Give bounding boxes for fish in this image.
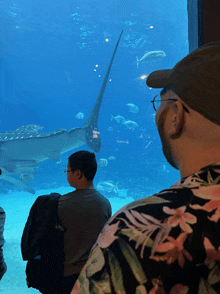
[126,103,139,113]
[116,140,129,144]
[111,115,126,124]
[117,188,128,199]
[107,156,116,161]
[75,112,84,119]
[97,181,118,193]
[98,158,108,167]
[98,156,116,167]
[123,120,139,129]
[98,156,116,166]
[0,30,124,194]
[136,50,166,68]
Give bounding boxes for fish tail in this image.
[136,56,139,68]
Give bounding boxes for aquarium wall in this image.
[0,0,188,198]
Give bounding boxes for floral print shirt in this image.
[71,162,220,294]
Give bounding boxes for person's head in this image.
[66,151,97,188]
[147,41,220,178]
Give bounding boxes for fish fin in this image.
[136,56,139,68]
[1,175,35,194]
[114,182,119,193]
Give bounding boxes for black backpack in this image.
[25,193,66,293]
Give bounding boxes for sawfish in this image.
[0,30,123,194]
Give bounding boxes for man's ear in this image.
[75,169,83,179]
[168,101,185,139]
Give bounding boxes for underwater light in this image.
[139,75,148,80]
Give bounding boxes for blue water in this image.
[0,0,188,292]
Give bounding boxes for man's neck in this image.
[179,151,220,178]
[75,181,94,189]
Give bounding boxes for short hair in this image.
[68,151,97,181]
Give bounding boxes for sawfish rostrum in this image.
[0,30,123,194]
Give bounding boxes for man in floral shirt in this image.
[71,41,220,293]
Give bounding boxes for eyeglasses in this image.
[151,94,189,113]
[64,169,72,175]
[151,94,178,111]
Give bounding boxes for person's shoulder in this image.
[62,191,75,196]
[108,188,193,222]
[92,189,111,200]
[89,189,111,206]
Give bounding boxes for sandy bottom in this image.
[0,187,134,293]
